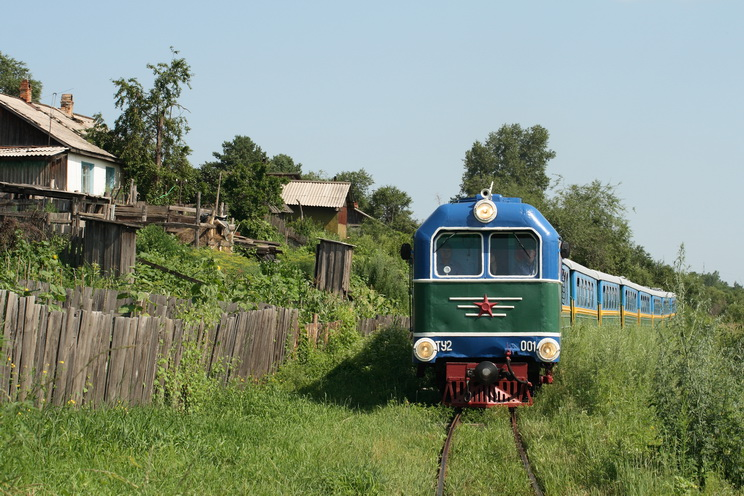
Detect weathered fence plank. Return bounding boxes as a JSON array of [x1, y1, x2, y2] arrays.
[[107, 316, 134, 404], [0, 289, 343, 408]]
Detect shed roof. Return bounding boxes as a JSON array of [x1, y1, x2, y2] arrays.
[[0, 146, 67, 158], [0, 93, 116, 161], [281, 180, 351, 209]]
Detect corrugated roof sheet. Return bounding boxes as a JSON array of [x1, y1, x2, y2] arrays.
[[0, 94, 115, 161], [0, 146, 68, 158], [269, 203, 294, 214], [281, 180, 351, 209]]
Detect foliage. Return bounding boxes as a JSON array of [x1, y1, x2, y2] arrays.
[[302, 169, 331, 180], [275, 325, 425, 409], [459, 123, 555, 208], [0, 387, 445, 495], [547, 179, 634, 276], [198, 135, 284, 232], [288, 216, 324, 239], [269, 153, 302, 174], [0, 52, 42, 101], [89, 47, 196, 202], [154, 338, 226, 413], [0, 223, 75, 305], [348, 221, 412, 312], [368, 185, 418, 234], [333, 168, 374, 211], [653, 253, 744, 488]]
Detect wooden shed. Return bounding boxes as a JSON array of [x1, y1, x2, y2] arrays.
[[81, 217, 139, 277], [314, 238, 354, 297]]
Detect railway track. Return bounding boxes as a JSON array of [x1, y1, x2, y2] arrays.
[[435, 407, 544, 496]]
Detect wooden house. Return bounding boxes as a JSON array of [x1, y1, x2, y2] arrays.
[[279, 180, 371, 238], [0, 80, 121, 196]]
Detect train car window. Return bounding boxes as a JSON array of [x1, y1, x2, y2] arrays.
[[434, 232, 482, 276], [489, 232, 538, 276], [640, 294, 650, 313], [603, 285, 619, 310], [625, 288, 638, 312]]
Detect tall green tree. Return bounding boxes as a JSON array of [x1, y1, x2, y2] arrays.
[[334, 169, 374, 211], [547, 180, 633, 275], [199, 136, 283, 232], [96, 48, 195, 202], [0, 52, 42, 101], [459, 124, 555, 208], [268, 154, 302, 175], [369, 185, 417, 234]]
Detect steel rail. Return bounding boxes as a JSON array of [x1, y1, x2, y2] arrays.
[[510, 407, 545, 496], [436, 409, 462, 496]]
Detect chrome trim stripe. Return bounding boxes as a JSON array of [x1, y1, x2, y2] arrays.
[[413, 278, 560, 283], [413, 332, 561, 338], [449, 296, 523, 301]]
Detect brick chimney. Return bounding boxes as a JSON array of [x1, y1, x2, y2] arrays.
[[19, 79, 32, 103], [60, 94, 74, 117]]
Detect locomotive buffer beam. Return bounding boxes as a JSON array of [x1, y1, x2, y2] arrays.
[[442, 362, 533, 407]]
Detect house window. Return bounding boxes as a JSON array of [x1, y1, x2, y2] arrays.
[[105, 167, 116, 193], [81, 162, 94, 194]]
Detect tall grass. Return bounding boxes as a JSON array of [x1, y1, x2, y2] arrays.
[[518, 314, 742, 495], [1, 326, 449, 495], [0, 390, 447, 495]]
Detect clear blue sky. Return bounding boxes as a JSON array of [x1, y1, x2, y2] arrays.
[[4, 0, 742, 285]]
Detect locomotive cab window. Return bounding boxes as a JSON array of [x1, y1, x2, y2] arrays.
[[434, 232, 482, 276], [489, 232, 539, 277]]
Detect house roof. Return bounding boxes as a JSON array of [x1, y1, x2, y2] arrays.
[[281, 180, 351, 209], [0, 93, 116, 162], [0, 146, 68, 158]]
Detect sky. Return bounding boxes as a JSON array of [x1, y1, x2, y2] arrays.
[[3, 0, 743, 285]]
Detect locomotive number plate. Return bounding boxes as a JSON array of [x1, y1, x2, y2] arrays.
[[520, 340, 537, 352], [434, 340, 453, 352]]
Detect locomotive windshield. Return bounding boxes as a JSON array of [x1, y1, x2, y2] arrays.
[[434, 232, 482, 276], [489, 232, 539, 277], [433, 231, 540, 277]]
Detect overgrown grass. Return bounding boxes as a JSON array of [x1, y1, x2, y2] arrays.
[[517, 316, 742, 495], [0, 391, 446, 495], [2, 319, 742, 495], [1, 326, 449, 495]]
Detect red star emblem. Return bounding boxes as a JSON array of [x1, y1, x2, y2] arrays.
[[474, 294, 498, 317]]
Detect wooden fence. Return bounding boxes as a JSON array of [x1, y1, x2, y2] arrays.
[[0, 290, 299, 407]]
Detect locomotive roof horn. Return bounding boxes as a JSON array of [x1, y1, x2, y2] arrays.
[[480, 182, 493, 200]]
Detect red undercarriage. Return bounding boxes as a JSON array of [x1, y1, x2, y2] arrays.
[[443, 362, 537, 407]]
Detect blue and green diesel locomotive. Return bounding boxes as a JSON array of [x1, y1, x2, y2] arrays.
[[403, 189, 675, 408]]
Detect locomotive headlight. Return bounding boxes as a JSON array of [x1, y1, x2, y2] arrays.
[[536, 338, 560, 362], [473, 199, 497, 223], [413, 338, 437, 362]]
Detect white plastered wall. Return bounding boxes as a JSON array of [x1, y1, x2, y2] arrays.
[[67, 153, 120, 196]]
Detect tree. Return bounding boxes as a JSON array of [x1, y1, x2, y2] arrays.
[[199, 136, 283, 231], [547, 180, 634, 275], [369, 185, 418, 234], [93, 48, 194, 202], [269, 154, 302, 175], [0, 52, 42, 101], [334, 169, 374, 211], [302, 170, 330, 181], [459, 124, 555, 208]]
